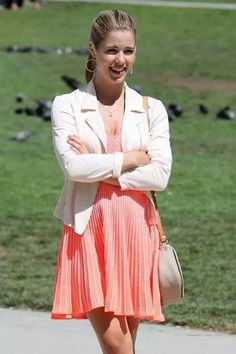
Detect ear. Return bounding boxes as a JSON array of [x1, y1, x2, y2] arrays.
[[88, 41, 96, 58]]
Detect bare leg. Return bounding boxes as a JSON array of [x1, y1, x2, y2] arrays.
[[127, 316, 140, 354], [87, 307, 134, 354]]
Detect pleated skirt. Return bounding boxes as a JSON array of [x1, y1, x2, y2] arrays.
[[51, 183, 164, 321], [51, 134, 164, 322]]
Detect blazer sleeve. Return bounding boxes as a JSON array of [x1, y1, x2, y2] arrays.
[[118, 97, 172, 191], [51, 95, 124, 183]]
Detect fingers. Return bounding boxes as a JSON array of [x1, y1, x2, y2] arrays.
[[103, 178, 120, 186], [67, 135, 89, 154]]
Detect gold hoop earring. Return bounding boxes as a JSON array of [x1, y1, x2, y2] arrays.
[[85, 58, 96, 73]]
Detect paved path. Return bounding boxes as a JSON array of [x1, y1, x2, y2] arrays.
[[51, 0, 236, 11], [1, 307, 236, 354]]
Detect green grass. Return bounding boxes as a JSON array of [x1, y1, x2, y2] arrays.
[[157, 0, 236, 3], [0, 3, 236, 333], [51, 0, 236, 5]]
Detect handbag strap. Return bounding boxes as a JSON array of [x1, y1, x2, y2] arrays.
[[143, 96, 167, 245]]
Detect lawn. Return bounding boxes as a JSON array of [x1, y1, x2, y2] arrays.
[[160, 0, 236, 3], [53, 0, 236, 5], [0, 3, 235, 333], [58, 0, 236, 5]]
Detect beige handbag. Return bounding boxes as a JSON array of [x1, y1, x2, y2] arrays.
[[151, 190, 184, 306], [143, 97, 184, 306]]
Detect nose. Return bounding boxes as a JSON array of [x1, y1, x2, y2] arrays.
[[115, 51, 125, 64]]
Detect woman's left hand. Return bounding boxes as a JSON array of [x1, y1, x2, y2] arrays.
[[67, 135, 90, 154], [103, 177, 120, 186]]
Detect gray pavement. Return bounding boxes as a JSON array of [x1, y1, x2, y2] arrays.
[[0, 307, 236, 354], [50, 0, 236, 11]]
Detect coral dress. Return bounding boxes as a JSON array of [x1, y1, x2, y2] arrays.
[[51, 134, 164, 322]]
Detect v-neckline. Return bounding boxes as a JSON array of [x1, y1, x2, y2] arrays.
[[96, 87, 126, 138]]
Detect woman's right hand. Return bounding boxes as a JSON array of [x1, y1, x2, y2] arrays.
[[122, 151, 150, 171], [134, 151, 151, 167], [67, 135, 90, 154]]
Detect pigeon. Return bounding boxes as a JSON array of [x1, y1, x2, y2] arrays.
[[61, 75, 81, 90], [36, 99, 53, 111], [217, 106, 235, 120], [6, 45, 21, 53], [64, 47, 74, 55], [199, 104, 209, 114], [76, 47, 89, 56], [166, 107, 176, 122], [7, 45, 33, 53], [167, 103, 183, 118], [24, 107, 37, 116], [41, 110, 51, 121], [14, 95, 53, 121], [10, 131, 34, 142], [56, 47, 75, 55], [55, 48, 64, 55], [16, 92, 27, 103], [35, 99, 53, 121], [15, 108, 24, 114], [35, 46, 53, 54]]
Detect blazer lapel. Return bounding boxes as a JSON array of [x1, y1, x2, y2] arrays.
[[121, 84, 146, 149], [80, 81, 107, 150], [84, 112, 107, 150]]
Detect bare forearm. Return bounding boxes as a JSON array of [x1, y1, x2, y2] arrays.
[[122, 151, 150, 171], [104, 151, 150, 186]]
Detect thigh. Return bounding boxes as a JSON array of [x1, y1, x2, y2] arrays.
[[126, 316, 140, 339], [87, 307, 133, 354]]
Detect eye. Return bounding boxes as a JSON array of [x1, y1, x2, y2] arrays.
[[106, 48, 117, 54], [124, 49, 135, 55]]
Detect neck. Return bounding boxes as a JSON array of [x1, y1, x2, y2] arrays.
[[94, 78, 124, 105]]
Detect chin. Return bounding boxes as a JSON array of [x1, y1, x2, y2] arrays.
[[109, 73, 127, 84], [111, 77, 126, 84]]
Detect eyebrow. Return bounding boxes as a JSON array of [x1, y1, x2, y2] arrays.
[[105, 45, 135, 50]]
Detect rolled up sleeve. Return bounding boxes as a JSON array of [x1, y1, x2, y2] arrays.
[[113, 151, 124, 178], [118, 98, 172, 191], [51, 95, 124, 183]]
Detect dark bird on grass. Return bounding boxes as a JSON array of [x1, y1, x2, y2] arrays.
[[36, 99, 53, 111], [16, 92, 27, 103], [6, 45, 33, 53], [217, 106, 235, 120], [199, 104, 209, 114], [35, 46, 53, 54], [41, 110, 51, 121], [61, 75, 82, 90], [15, 108, 24, 114], [35, 99, 53, 121], [14, 97, 53, 121], [167, 103, 183, 119], [166, 107, 176, 122], [24, 107, 37, 116], [76, 47, 89, 56]]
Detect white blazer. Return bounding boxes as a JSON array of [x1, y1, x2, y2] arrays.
[[51, 80, 172, 235]]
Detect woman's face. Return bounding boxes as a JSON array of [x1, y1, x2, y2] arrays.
[[93, 30, 136, 85]]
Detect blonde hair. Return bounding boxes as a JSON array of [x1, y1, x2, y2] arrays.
[[85, 9, 137, 83]]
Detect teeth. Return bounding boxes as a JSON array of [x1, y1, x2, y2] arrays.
[[112, 68, 124, 72]]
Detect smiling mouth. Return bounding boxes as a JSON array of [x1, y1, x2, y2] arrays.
[[110, 67, 126, 74]]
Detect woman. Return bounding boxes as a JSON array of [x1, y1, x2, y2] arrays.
[[51, 9, 172, 354]]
